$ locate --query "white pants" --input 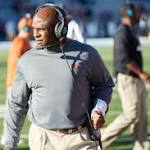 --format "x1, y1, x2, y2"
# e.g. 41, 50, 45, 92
29, 124, 102, 150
